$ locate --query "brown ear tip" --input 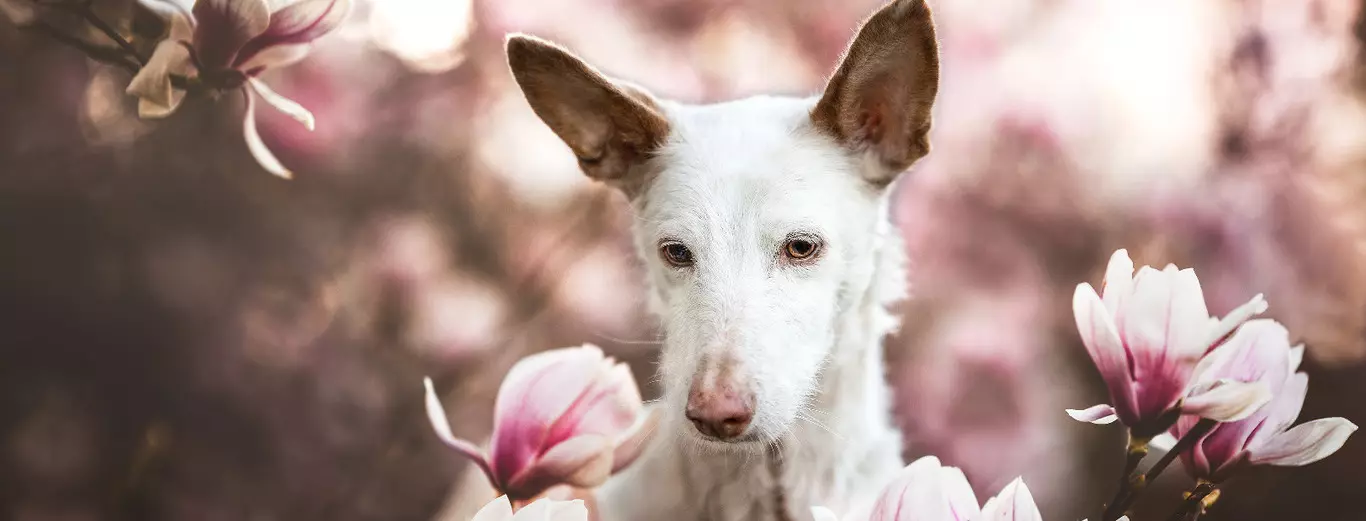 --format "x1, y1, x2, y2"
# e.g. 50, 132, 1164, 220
888, 0, 931, 18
